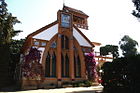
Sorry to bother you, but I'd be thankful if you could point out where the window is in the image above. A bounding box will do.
[65,54,69,77]
[65,36,69,49]
[61,35,64,49]
[77,55,81,77]
[41,42,46,46]
[74,55,76,77]
[50,41,57,48]
[61,35,69,49]
[74,55,81,78]
[45,52,50,77]
[61,53,69,77]
[45,52,56,77]
[82,48,86,52]
[61,53,64,77]
[34,41,39,46]
[51,52,56,77]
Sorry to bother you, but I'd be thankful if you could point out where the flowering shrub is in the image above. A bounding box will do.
[22,47,44,81]
[85,52,97,81]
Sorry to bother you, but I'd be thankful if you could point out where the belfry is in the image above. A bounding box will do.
[21,6,95,89]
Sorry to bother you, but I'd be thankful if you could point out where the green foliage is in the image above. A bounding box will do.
[9,39,25,85]
[0,0,22,87]
[132,0,140,18]
[83,80,92,87]
[119,35,138,57]
[0,0,22,45]
[10,39,25,54]
[0,0,22,63]
[72,80,92,87]
[100,45,119,59]
[101,55,140,93]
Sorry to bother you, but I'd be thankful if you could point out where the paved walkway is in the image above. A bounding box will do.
[0,85,103,93]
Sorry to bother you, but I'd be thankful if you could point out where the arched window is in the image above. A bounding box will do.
[74,55,76,77]
[45,52,50,77]
[65,36,69,49]
[77,55,81,77]
[61,35,69,77]
[51,52,56,77]
[61,53,64,77]
[61,35,64,49]
[65,54,69,77]
[74,55,81,78]
[61,53,69,77]
[61,35,69,49]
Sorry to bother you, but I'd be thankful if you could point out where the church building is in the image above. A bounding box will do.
[21,6,95,89]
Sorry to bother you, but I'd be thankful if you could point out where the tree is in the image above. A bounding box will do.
[100,45,119,59]
[9,39,25,85]
[0,0,21,45]
[0,0,21,88]
[132,0,140,18]
[101,55,140,93]
[22,47,44,88]
[10,39,25,54]
[0,0,21,64]
[119,35,138,57]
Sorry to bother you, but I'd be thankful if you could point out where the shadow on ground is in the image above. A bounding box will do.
[66,90,102,93]
[0,88,22,92]
[66,90,95,93]
[0,89,19,92]
[0,87,18,92]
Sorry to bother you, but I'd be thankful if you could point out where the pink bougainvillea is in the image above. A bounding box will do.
[22,47,44,81]
[85,52,97,81]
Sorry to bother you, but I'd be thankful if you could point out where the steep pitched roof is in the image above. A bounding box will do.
[73,25,95,47]
[32,23,58,40]
[26,22,94,48]
[28,21,58,38]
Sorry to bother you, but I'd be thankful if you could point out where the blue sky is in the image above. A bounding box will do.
[6,0,140,51]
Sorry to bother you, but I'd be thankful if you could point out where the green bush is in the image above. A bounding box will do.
[83,80,92,87]
[101,54,140,93]
[72,80,92,87]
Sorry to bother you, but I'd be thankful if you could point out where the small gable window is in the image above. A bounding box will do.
[50,41,57,48]
[34,41,39,46]
[41,42,46,46]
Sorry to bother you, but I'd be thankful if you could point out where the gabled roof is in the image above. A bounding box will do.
[28,21,58,37]
[28,21,58,40]
[63,6,89,17]
[73,25,94,47]
[25,20,94,47]
[32,23,58,40]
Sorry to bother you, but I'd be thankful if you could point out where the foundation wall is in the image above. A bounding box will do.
[21,77,87,90]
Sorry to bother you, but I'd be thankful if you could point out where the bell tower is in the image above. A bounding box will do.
[57,8,74,85]
[63,6,89,30]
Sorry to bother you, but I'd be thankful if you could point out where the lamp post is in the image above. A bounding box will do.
[98,69,103,84]
[99,69,103,76]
